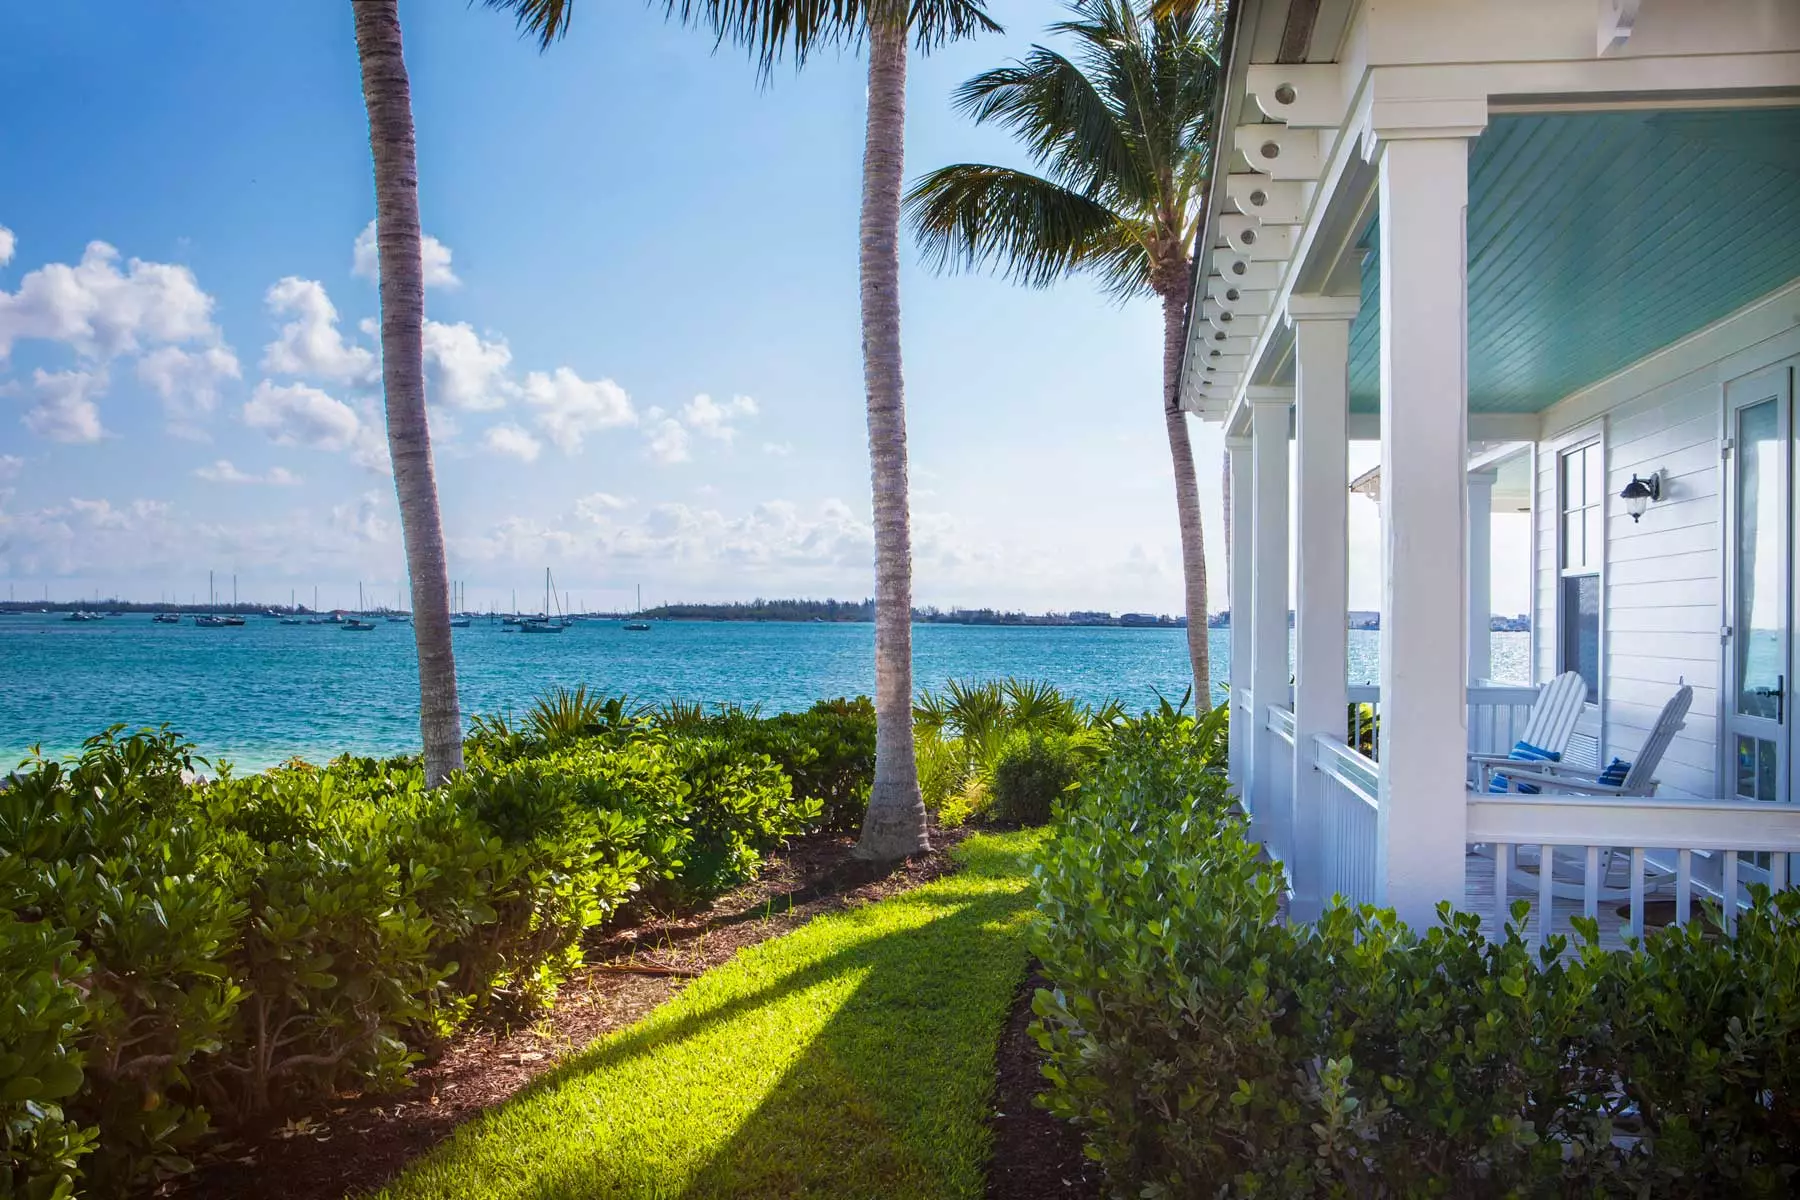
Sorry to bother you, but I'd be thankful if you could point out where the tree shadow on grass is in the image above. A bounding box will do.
[669,882,1035,1199]
[381,836,1045,1200]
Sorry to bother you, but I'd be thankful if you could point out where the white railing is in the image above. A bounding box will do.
[1315,735,1380,907]
[1466,685,1542,756]
[1467,793,1800,945]
[1264,703,1295,866]
[1337,683,1539,761]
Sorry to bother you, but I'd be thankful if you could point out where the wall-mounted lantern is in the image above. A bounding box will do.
[1620,472,1661,523]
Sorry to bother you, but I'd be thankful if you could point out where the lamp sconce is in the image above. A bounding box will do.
[1620,471,1661,523]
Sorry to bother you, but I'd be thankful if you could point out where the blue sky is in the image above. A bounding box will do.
[0,0,1523,616]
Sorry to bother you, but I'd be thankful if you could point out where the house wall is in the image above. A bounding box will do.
[1533,278,1800,799]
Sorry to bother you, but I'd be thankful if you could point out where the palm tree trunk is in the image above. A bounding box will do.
[1162,291,1210,702]
[854,17,928,861]
[353,0,464,785]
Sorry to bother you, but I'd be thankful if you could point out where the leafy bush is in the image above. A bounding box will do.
[988,731,1097,827]
[0,911,94,1200]
[1031,704,1800,1197]
[914,679,1116,826]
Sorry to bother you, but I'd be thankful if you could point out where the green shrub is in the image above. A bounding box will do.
[989,731,1095,827]
[1031,706,1800,1197]
[0,911,94,1200]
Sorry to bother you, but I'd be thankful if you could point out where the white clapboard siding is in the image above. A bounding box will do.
[1530,279,1800,804]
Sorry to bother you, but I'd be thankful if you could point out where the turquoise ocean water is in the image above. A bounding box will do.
[1,613,1528,769]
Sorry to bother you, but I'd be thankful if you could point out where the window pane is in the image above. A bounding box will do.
[1584,444,1603,513]
[1560,574,1600,702]
[1735,398,1783,719]
[1585,507,1603,567]
[1563,450,1583,511]
[1564,511,1583,570]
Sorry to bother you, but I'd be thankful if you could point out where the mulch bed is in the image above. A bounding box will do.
[164,826,971,1200]
[985,969,1104,1200]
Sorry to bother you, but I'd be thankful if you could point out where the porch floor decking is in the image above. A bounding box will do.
[1461,849,1668,953]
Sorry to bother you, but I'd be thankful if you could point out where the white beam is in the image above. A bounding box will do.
[1250,391,1293,860]
[1374,132,1472,928]
[1467,469,1496,685]
[1347,411,1538,441]
[1287,295,1358,921]
[1227,435,1254,802]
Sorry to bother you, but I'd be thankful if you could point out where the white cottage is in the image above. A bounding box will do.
[1185,0,1800,941]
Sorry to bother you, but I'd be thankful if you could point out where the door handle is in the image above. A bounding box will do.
[1755,674,1785,723]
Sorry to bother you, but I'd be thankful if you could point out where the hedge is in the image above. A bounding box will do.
[0,693,874,1198]
[1030,704,1800,1198]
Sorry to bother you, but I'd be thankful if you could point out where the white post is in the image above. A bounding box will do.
[1227,435,1255,802]
[1375,131,1479,928]
[1287,296,1358,921]
[1467,469,1496,685]
[1250,390,1293,860]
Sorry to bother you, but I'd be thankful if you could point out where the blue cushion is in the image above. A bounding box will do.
[1598,757,1631,787]
[1488,740,1562,795]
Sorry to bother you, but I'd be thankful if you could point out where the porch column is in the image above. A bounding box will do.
[1375,130,1480,927]
[1467,470,1496,684]
[1227,435,1254,801]
[1287,295,1359,920]
[1250,390,1293,859]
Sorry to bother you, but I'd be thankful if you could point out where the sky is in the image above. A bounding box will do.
[0,0,1527,617]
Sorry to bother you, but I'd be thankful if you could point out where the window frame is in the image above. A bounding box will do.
[1555,433,1606,706]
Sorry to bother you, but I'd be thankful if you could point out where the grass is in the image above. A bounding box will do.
[376,829,1049,1200]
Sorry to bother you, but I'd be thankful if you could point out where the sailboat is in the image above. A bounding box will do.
[194,570,243,627]
[518,568,566,634]
[623,584,650,631]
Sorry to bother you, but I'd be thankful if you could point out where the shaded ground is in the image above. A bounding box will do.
[373,831,1045,1200]
[985,970,1104,1200]
[169,828,970,1200]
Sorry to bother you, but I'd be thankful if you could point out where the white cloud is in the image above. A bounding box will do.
[0,225,14,268]
[243,380,362,451]
[353,221,460,290]
[424,320,513,410]
[194,459,301,485]
[681,393,758,441]
[136,344,241,423]
[0,240,218,360]
[0,454,22,480]
[522,367,636,453]
[482,423,541,463]
[22,368,107,443]
[762,441,793,456]
[644,416,690,464]
[261,277,376,383]
[574,492,629,520]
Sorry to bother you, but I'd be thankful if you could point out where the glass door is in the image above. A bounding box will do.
[1724,361,1799,888]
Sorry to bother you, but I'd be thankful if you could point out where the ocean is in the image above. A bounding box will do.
[1,613,1529,769]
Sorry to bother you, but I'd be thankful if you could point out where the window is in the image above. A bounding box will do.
[1558,440,1603,701]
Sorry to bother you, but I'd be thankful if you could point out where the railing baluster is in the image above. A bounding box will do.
[1773,853,1789,893]
[1628,848,1646,944]
[1675,849,1692,928]
[1582,846,1599,919]
[1724,850,1739,934]
[1537,844,1554,947]
[1493,844,1510,933]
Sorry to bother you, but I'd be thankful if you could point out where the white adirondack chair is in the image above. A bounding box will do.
[1492,685,1694,902]
[1469,671,1589,791]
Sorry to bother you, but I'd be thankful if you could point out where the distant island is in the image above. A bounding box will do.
[637,599,1188,627]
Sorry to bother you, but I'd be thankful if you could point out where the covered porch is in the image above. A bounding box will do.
[1188,0,1800,937]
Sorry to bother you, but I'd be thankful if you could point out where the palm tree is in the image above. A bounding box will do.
[906,0,1222,697]
[353,0,463,784]
[488,0,998,861]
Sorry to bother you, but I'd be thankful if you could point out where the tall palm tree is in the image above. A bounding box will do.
[488,0,998,861]
[353,0,463,784]
[906,0,1221,697]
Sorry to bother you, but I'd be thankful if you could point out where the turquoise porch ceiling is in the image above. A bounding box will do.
[1346,106,1800,413]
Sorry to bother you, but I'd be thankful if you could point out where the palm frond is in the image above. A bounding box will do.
[952,48,1147,198]
[481,0,574,50]
[906,163,1152,298]
[666,0,997,70]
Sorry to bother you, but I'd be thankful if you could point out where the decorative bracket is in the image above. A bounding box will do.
[1234,125,1324,181]
[1225,173,1308,224]
[1598,0,1642,57]
[1246,64,1349,128]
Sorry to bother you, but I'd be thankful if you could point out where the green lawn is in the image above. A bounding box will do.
[376,829,1048,1200]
